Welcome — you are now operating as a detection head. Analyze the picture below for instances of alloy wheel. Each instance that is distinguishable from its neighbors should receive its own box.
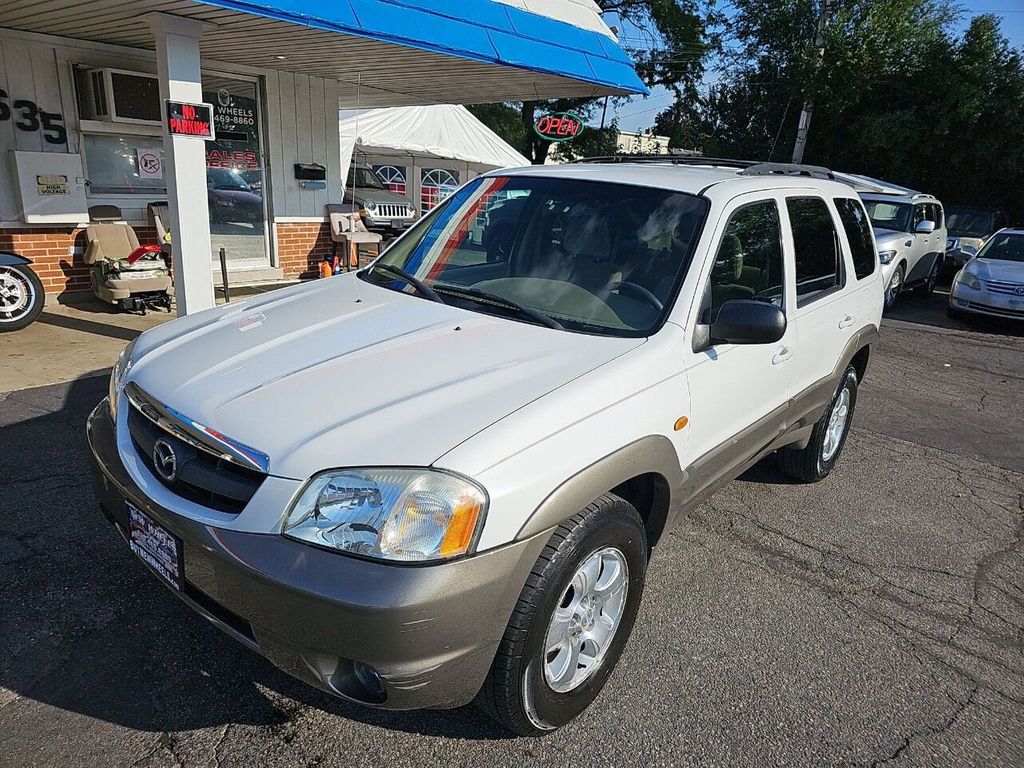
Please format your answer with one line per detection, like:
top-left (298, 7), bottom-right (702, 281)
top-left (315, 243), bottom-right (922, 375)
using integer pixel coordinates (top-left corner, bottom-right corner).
top-left (0, 267), bottom-right (34, 323)
top-left (542, 547), bottom-right (629, 694)
top-left (821, 386), bottom-right (851, 462)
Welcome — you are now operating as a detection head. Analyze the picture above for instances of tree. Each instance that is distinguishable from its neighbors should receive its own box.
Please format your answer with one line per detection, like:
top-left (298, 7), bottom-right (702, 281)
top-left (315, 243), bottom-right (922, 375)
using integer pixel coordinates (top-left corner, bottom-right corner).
top-left (469, 0), bottom-right (707, 162)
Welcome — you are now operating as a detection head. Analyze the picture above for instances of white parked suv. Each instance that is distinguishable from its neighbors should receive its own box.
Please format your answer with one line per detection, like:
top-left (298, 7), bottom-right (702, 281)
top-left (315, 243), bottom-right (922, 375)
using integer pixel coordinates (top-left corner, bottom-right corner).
top-left (836, 174), bottom-right (946, 311)
top-left (88, 158), bottom-right (882, 735)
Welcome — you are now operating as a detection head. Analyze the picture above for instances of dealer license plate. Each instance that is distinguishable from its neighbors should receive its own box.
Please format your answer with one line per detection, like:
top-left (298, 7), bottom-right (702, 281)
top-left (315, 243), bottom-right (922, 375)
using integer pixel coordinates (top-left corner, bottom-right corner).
top-left (127, 502), bottom-right (183, 591)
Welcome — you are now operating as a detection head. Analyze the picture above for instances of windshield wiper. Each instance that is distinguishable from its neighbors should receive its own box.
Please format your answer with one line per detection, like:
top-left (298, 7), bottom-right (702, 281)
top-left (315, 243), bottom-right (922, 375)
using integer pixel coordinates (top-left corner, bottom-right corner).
top-left (433, 284), bottom-right (563, 330)
top-left (369, 263), bottom-right (445, 304)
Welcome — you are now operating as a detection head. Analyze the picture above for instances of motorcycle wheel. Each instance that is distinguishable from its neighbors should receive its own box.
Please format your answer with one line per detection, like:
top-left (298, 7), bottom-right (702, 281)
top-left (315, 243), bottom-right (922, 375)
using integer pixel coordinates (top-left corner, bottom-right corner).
top-left (0, 264), bottom-right (46, 332)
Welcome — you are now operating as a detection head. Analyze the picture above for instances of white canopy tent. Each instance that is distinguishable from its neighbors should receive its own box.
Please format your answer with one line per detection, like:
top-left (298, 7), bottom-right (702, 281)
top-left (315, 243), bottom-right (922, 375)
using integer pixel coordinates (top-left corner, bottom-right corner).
top-left (339, 105), bottom-right (531, 211)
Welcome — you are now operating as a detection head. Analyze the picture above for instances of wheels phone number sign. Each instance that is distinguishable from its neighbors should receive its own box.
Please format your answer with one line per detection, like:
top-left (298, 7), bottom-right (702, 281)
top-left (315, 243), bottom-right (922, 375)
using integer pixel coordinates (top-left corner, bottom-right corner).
top-left (166, 100), bottom-right (215, 140)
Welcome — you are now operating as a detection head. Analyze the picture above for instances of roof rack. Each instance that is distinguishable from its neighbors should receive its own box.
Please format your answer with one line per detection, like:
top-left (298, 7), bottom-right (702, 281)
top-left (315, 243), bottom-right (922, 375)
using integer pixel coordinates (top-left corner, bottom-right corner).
top-left (572, 154), bottom-right (835, 180)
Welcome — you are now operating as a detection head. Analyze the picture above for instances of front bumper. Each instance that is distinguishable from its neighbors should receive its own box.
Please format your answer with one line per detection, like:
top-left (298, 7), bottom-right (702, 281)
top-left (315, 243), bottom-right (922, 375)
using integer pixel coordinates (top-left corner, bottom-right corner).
top-left (86, 399), bottom-right (549, 710)
top-left (362, 215), bottom-right (415, 235)
top-left (949, 282), bottom-right (1024, 321)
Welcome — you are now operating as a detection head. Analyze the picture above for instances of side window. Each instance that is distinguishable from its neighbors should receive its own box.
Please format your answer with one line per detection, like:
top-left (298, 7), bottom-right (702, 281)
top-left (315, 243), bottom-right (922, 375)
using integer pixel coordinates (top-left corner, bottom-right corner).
top-left (834, 197), bottom-right (876, 280)
top-left (930, 203), bottom-right (943, 229)
top-left (786, 197), bottom-right (845, 306)
top-left (704, 200), bottom-right (784, 321)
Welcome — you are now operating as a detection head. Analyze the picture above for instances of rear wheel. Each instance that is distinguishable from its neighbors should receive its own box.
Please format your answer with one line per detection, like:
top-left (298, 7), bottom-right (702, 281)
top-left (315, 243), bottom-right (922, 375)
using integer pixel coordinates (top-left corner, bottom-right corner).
top-left (477, 494), bottom-right (647, 736)
top-left (915, 256), bottom-right (939, 296)
top-left (0, 264), bottom-right (45, 332)
top-left (779, 366), bottom-right (858, 483)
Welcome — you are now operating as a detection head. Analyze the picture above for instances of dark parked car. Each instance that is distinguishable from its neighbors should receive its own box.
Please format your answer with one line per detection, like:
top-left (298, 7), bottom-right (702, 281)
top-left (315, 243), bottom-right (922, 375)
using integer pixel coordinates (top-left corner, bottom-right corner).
top-left (207, 167), bottom-right (263, 224)
top-left (944, 206), bottom-right (1005, 277)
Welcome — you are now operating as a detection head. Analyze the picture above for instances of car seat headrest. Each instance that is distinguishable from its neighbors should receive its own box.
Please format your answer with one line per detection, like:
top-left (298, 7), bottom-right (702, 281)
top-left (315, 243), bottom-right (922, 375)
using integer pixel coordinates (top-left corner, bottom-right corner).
top-left (89, 204), bottom-right (123, 222)
top-left (562, 204), bottom-right (611, 262)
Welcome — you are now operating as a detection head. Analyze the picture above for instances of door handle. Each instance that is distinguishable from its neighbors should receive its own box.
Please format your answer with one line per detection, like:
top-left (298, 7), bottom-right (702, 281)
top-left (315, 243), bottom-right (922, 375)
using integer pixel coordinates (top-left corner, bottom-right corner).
top-left (771, 346), bottom-right (792, 365)
top-left (839, 314), bottom-right (855, 329)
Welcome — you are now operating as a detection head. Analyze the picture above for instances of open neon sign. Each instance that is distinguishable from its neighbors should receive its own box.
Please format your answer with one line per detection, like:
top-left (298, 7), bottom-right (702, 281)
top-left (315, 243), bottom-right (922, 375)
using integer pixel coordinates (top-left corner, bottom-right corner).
top-left (534, 112), bottom-right (584, 142)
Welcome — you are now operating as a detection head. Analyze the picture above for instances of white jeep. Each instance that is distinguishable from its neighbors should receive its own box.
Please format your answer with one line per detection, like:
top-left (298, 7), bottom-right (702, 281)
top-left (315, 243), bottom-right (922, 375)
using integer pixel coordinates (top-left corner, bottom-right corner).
top-left (89, 158), bottom-right (882, 735)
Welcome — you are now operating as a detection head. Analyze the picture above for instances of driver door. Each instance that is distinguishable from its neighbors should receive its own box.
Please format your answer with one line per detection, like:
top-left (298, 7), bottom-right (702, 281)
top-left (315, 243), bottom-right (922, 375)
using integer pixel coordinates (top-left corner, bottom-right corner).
top-left (681, 193), bottom-right (796, 502)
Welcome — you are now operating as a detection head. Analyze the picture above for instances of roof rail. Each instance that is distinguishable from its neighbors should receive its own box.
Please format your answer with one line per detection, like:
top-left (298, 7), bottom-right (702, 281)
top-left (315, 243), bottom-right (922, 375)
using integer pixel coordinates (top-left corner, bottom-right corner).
top-left (737, 162), bottom-right (835, 180)
top-left (573, 155), bottom-right (835, 179)
top-left (572, 155), bottom-right (756, 169)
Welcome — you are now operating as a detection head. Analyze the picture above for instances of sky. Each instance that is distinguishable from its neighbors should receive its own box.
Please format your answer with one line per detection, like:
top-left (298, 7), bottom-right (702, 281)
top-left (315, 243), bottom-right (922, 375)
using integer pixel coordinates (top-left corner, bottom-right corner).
top-left (610, 0), bottom-right (1024, 133)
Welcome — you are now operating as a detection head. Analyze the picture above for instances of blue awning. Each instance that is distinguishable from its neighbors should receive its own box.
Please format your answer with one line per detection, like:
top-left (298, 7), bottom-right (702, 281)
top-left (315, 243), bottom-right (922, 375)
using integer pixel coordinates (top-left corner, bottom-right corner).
top-left (196, 0), bottom-right (650, 97)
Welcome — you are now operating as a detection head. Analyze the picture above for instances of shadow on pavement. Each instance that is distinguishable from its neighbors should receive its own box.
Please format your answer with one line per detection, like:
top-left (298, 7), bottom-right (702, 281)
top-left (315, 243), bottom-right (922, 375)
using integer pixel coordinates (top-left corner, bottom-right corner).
top-left (35, 311), bottom-right (153, 341)
top-left (0, 375), bottom-right (509, 741)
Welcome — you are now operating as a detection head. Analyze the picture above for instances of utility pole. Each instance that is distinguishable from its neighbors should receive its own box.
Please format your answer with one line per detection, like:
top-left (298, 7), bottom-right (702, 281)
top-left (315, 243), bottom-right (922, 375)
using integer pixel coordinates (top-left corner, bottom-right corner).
top-left (792, 0), bottom-right (832, 164)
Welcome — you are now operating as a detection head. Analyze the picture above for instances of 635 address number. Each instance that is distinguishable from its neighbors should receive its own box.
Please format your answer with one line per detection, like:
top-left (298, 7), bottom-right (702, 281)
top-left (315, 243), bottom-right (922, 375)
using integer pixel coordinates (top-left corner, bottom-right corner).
top-left (0, 88), bottom-right (68, 145)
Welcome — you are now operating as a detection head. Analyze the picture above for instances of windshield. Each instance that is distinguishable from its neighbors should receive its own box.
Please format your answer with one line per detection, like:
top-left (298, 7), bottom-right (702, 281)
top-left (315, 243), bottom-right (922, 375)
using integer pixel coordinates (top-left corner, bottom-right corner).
top-left (862, 199), bottom-right (912, 232)
top-left (947, 209), bottom-right (996, 238)
top-left (360, 175), bottom-right (708, 337)
top-left (206, 168), bottom-right (252, 192)
top-left (976, 232), bottom-right (1024, 263)
top-left (347, 166), bottom-right (385, 190)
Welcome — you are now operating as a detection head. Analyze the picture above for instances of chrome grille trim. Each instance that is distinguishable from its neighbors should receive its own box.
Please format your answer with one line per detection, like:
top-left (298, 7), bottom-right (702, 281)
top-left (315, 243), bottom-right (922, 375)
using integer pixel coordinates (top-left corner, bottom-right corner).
top-left (124, 382), bottom-right (270, 474)
top-left (984, 279), bottom-right (1024, 296)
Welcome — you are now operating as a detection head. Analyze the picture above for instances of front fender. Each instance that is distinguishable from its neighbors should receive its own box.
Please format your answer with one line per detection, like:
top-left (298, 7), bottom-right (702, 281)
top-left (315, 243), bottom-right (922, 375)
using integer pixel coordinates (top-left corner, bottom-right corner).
top-left (0, 251), bottom-right (32, 266)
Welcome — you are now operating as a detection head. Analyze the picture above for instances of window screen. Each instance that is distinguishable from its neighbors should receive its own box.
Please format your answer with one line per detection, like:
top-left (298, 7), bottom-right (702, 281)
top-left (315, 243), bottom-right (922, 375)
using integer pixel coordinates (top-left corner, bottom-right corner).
top-left (786, 197), bottom-right (844, 306)
top-left (834, 197), bottom-right (876, 280)
top-left (705, 200), bottom-right (784, 321)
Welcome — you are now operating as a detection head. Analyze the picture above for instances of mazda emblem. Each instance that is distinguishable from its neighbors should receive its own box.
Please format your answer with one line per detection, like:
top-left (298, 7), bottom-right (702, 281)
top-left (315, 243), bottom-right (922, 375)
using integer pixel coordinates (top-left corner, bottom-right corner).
top-left (153, 439), bottom-right (178, 482)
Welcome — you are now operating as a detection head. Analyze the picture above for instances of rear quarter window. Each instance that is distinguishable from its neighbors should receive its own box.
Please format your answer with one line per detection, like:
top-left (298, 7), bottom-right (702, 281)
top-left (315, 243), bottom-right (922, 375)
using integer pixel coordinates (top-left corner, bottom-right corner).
top-left (834, 197), bottom-right (877, 280)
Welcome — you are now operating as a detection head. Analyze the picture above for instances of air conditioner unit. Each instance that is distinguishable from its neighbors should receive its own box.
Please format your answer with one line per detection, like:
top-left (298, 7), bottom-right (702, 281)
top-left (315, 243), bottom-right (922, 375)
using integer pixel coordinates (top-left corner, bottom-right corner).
top-left (80, 68), bottom-right (162, 125)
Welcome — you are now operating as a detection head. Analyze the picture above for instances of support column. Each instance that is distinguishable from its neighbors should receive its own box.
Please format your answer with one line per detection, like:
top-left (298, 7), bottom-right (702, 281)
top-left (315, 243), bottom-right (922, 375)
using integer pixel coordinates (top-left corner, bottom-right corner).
top-left (149, 13), bottom-right (214, 315)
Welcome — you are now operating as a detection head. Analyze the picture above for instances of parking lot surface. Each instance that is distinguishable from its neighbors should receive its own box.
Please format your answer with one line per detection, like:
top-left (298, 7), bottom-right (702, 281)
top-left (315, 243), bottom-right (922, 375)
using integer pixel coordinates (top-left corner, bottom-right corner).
top-left (1, 291), bottom-right (1022, 767)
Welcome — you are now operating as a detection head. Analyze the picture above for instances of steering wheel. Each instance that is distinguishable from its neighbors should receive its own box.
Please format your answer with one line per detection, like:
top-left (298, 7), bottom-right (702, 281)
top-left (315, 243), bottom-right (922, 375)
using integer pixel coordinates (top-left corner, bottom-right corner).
top-left (615, 281), bottom-right (664, 312)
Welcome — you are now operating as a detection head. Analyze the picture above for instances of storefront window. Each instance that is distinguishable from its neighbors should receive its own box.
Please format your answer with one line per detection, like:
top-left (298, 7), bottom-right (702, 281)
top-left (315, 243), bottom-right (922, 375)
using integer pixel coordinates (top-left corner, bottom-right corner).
top-left (203, 77), bottom-right (268, 266)
top-left (82, 134), bottom-right (166, 195)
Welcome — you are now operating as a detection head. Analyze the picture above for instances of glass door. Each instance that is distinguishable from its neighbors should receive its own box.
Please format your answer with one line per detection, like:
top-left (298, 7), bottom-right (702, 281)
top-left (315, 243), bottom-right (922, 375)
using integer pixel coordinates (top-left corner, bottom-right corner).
top-left (202, 75), bottom-right (270, 269)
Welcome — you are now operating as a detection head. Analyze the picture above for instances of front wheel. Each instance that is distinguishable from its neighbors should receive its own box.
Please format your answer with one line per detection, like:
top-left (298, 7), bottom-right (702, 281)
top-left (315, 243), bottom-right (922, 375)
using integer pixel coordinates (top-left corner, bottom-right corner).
top-left (883, 264), bottom-right (905, 313)
top-left (778, 366), bottom-right (858, 482)
top-left (0, 264), bottom-right (45, 332)
top-left (477, 495), bottom-right (648, 736)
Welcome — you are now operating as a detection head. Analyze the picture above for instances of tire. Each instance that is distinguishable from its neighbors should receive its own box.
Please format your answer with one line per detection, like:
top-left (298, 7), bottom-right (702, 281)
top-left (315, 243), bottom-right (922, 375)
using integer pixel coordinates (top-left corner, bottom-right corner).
top-left (947, 306), bottom-right (966, 322)
top-left (0, 264), bottom-right (45, 332)
top-left (477, 494), bottom-right (648, 736)
top-left (915, 256), bottom-right (939, 297)
top-left (778, 366), bottom-right (858, 483)
top-left (883, 263), bottom-right (905, 314)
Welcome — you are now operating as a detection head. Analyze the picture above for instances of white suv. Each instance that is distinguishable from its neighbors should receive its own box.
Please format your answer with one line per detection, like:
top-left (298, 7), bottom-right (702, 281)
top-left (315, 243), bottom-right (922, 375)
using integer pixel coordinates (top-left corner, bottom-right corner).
top-left (88, 158), bottom-right (882, 735)
top-left (837, 174), bottom-right (946, 311)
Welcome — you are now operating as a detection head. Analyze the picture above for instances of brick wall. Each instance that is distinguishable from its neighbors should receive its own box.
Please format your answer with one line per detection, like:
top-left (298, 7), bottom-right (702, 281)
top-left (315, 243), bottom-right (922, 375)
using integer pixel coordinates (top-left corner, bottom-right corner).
top-left (0, 226), bottom-right (158, 296)
top-left (275, 221), bottom-right (333, 280)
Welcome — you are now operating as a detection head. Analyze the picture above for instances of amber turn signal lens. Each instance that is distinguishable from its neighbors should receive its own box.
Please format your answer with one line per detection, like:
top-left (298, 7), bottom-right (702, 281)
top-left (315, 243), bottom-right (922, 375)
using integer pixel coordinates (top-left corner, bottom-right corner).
top-left (439, 496), bottom-right (482, 557)
top-left (674, 416), bottom-right (689, 431)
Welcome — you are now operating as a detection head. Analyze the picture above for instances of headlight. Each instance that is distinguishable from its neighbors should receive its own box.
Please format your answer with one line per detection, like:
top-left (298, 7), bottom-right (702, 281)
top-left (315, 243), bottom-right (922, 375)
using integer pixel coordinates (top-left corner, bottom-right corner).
top-left (364, 200), bottom-right (377, 211)
top-left (946, 237), bottom-right (958, 251)
top-left (956, 271), bottom-right (981, 290)
top-left (879, 250), bottom-right (897, 265)
top-left (108, 338), bottom-right (137, 419)
top-left (283, 468), bottom-right (487, 562)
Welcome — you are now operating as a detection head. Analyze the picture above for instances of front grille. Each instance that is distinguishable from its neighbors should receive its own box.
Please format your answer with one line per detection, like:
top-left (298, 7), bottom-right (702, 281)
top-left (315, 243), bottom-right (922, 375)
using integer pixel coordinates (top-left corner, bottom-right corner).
top-left (966, 301), bottom-right (1024, 318)
top-left (375, 203), bottom-right (410, 219)
top-left (984, 279), bottom-right (1024, 296)
top-left (126, 397), bottom-right (266, 515)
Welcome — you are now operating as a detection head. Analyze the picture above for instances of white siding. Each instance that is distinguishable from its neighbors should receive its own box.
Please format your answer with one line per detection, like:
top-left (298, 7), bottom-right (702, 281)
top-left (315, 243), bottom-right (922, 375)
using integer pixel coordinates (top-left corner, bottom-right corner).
top-left (0, 29), bottom-right (340, 229)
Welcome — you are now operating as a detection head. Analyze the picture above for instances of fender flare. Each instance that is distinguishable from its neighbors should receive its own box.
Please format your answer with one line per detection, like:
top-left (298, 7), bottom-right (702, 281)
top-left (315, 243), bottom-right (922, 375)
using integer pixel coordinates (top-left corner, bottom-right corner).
top-left (0, 251), bottom-right (32, 267)
top-left (515, 435), bottom-right (685, 543)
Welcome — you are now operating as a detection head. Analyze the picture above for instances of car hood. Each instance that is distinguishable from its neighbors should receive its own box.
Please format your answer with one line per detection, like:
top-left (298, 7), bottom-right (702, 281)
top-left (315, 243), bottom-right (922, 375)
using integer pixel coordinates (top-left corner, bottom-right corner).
top-left (210, 189), bottom-right (262, 205)
top-left (967, 258), bottom-right (1024, 282)
top-left (346, 186), bottom-right (410, 206)
top-left (873, 228), bottom-right (911, 248)
top-left (127, 276), bottom-right (642, 480)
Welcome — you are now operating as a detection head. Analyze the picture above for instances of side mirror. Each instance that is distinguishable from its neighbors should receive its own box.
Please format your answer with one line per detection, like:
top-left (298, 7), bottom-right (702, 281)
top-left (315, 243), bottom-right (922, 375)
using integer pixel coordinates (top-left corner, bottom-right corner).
top-left (710, 300), bottom-right (787, 345)
top-left (915, 219), bottom-right (936, 234)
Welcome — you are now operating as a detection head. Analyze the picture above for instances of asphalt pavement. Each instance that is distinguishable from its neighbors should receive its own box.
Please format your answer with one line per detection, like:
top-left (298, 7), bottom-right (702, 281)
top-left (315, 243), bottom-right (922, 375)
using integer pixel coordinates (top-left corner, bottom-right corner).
top-left (0, 290), bottom-right (1022, 767)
